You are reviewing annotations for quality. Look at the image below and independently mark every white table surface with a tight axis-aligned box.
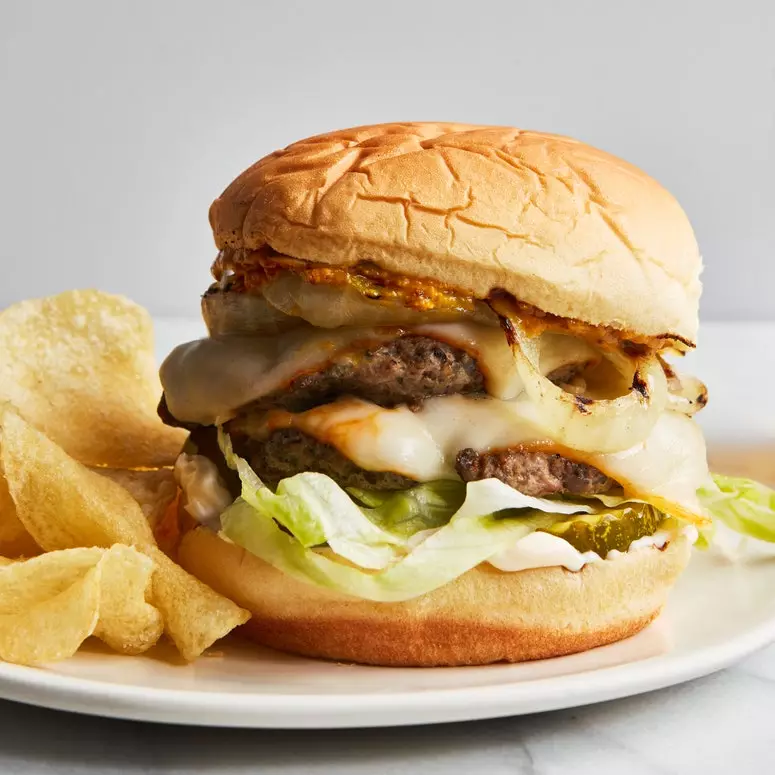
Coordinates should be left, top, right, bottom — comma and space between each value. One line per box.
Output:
1, 321, 773, 773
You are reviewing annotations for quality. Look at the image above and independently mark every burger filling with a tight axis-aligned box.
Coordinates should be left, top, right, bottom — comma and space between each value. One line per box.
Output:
159, 255, 716, 603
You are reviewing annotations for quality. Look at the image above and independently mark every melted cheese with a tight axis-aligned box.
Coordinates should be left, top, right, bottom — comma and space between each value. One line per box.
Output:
414, 324, 597, 399
259, 395, 545, 480
161, 326, 398, 425
587, 410, 712, 517
259, 396, 712, 519
162, 319, 711, 522
160, 323, 596, 425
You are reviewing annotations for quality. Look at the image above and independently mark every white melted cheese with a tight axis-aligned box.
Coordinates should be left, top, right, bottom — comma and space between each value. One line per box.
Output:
160, 323, 596, 425
586, 410, 712, 517
255, 396, 711, 519
488, 524, 699, 572
259, 395, 545, 480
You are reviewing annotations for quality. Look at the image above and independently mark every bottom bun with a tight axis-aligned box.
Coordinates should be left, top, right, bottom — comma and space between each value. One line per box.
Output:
178, 527, 692, 667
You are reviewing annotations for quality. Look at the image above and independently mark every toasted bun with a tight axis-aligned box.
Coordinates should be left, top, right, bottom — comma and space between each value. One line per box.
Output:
178, 527, 691, 666
210, 122, 701, 344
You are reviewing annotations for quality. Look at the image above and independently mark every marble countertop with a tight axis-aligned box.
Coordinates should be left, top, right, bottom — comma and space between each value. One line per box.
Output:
0, 643, 772, 774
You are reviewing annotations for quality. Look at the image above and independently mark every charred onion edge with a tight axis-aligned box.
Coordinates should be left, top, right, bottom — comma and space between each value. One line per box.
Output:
489, 295, 669, 455
658, 355, 709, 416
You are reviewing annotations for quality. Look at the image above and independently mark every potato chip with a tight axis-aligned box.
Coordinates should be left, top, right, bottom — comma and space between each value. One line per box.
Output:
149, 547, 249, 661
0, 545, 162, 664
93, 544, 163, 655
1, 410, 155, 550
0, 469, 39, 558
1, 411, 249, 660
0, 289, 186, 468
0, 547, 103, 601
0, 548, 103, 665
95, 467, 177, 533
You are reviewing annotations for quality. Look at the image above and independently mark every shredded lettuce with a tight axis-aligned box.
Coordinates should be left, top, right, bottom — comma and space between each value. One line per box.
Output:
213, 430, 775, 602
699, 475, 775, 543
217, 430, 598, 598
219, 430, 401, 569
347, 480, 466, 538
221, 478, 590, 602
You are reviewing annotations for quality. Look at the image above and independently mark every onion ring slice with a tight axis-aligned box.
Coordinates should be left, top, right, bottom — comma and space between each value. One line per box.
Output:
495, 306, 668, 454
658, 356, 708, 416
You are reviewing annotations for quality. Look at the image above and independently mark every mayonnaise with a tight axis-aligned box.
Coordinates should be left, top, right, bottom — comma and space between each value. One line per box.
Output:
174, 453, 234, 529
488, 524, 699, 572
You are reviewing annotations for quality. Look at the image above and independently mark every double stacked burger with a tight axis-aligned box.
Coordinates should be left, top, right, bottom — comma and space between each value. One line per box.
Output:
159, 123, 711, 666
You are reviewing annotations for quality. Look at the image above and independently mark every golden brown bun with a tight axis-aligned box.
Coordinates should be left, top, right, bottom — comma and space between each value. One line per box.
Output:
210, 122, 701, 344
178, 527, 691, 666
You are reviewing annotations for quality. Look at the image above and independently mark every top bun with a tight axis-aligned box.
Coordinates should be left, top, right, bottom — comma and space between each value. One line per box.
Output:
210, 123, 702, 344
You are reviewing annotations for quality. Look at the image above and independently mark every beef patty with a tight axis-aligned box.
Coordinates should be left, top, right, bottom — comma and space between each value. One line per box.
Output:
233, 428, 416, 491
159, 335, 484, 428
158, 332, 592, 428
456, 447, 614, 496
231, 427, 615, 497
251, 335, 485, 413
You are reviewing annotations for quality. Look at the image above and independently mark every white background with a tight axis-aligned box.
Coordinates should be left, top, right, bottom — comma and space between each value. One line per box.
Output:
1, 0, 773, 319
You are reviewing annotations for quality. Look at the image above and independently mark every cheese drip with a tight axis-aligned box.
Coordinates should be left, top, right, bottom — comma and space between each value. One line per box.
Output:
249, 398, 711, 520
248, 395, 544, 480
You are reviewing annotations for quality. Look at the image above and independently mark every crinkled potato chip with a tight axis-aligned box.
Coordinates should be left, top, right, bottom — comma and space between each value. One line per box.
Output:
0, 548, 103, 665
93, 544, 163, 655
1, 410, 155, 550
2, 411, 249, 660
149, 547, 249, 661
0, 289, 186, 468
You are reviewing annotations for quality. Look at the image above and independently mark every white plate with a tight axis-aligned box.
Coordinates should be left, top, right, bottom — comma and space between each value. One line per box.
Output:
0, 320, 772, 728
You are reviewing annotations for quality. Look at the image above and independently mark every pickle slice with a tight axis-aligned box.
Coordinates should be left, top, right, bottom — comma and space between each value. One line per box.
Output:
542, 503, 665, 556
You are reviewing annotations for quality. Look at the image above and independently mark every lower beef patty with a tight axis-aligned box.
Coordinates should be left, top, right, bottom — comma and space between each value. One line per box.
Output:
234, 428, 417, 491
233, 428, 615, 497
456, 447, 614, 496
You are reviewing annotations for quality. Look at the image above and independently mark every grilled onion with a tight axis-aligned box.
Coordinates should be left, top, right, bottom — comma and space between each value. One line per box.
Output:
659, 357, 708, 416
499, 311, 668, 454
201, 288, 303, 336
262, 273, 498, 329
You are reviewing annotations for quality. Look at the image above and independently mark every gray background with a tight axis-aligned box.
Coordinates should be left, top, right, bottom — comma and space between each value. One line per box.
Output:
1, 0, 773, 320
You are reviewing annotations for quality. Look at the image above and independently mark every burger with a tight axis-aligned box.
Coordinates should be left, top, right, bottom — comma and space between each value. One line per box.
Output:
158, 122, 716, 666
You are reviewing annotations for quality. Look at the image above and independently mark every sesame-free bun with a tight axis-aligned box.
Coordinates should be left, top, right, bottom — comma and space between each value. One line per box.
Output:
178, 526, 691, 667
210, 123, 702, 344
